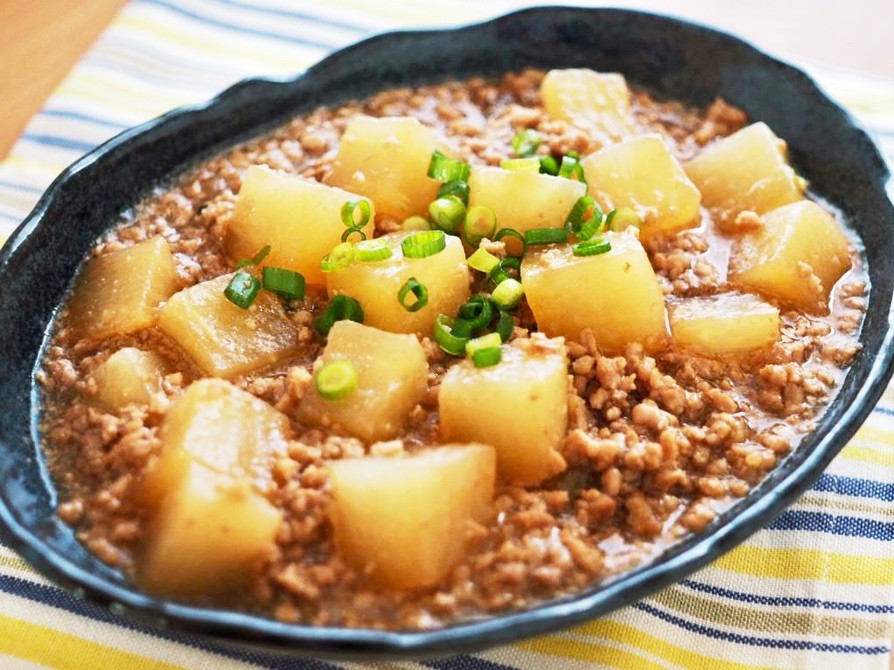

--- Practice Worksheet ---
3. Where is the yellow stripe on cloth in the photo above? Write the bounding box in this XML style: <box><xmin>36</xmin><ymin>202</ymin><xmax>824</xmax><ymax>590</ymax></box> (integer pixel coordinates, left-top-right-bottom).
<box><xmin>521</xmin><ymin>619</ymin><xmax>767</xmax><ymax>670</ymax></box>
<box><xmin>0</xmin><ymin>614</ymin><xmax>183</xmax><ymax>670</ymax></box>
<box><xmin>713</xmin><ymin>545</ymin><xmax>894</xmax><ymax>585</ymax></box>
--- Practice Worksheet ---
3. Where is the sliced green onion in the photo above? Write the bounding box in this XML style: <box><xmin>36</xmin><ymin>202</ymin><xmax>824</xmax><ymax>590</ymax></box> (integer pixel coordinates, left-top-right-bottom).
<box><xmin>262</xmin><ymin>267</ymin><xmax>305</xmax><ymax>300</ymax></box>
<box><xmin>320</xmin><ymin>241</ymin><xmax>356</xmax><ymax>272</ymax></box>
<box><xmin>438</xmin><ymin>179</ymin><xmax>470</xmax><ymax>206</ymax></box>
<box><xmin>355</xmin><ymin>239</ymin><xmax>393</xmax><ymax>262</ymax></box>
<box><xmin>572</xmin><ymin>237</ymin><xmax>612</xmax><ymax>257</ymax></box>
<box><xmin>466</xmin><ymin>332</ymin><xmax>502</xmax><ymax>357</ymax></box>
<box><xmin>401</xmin><ymin>215</ymin><xmax>432</xmax><ymax>232</ymax></box>
<box><xmin>539</xmin><ymin>155</ymin><xmax>559</xmax><ymax>176</ymax></box>
<box><xmin>433</xmin><ymin>314</ymin><xmax>470</xmax><ymax>356</ymax></box>
<box><xmin>312</xmin><ymin>294</ymin><xmax>364</xmax><ymax>336</ymax></box>
<box><xmin>579</xmin><ymin>213</ymin><xmax>606</xmax><ymax>241</ymax></box>
<box><xmin>472</xmin><ymin>346</ymin><xmax>502</xmax><ymax>368</ymax></box>
<box><xmin>427</xmin><ymin>150</ymin><xmax>471</xmax><ymax>183</ymax></box>
<box><xmin>398</xmin><ymin>277</ymin><xmax>429</xmax><ymax>312</ymax></box>
<box><xmin>488</xmin><ymin>257</ymin><xmax>520</xmax><ymax>288</ymax></box>
<box><xmin>558</xmin><ymin>155</ymin><xmax>587</xmax><ymax>184</ymax></box>
<box><xmin>467</xmin><ymin>247</ymin><xmax>501</xmax><ymax>274</ymax></box>
<box><xmin>462</xmin><ymin>205</ymin><xmax>497</xmax><ymax>247</ymax></box>
<box><xmin>450</xmin><ymin>318</ymin><xmax>474</xmax><ymax>339</ymax></box>
<box><xmin>494</xmin><ymin>227</ymin><xmax>526</xmax><ymax>257</ymax></box>
<box><xmin>315</xmin><ymin>360</ymin><xmax>359</xmax><ymax>400</ymax></box>
<box><xmin>565</xmin><ymin>195</ymin><xmax>601</xmax><ymax>233</ymax></box>
<box><xmin>491</xmin><ymin>277</ymin><xmax>524</xmax><ymax>310</ymax></box>
<box><xmin>457</xmin><ymin>295</ymin><xmax>493</xmax><ymax>331</ymax></box>
<box><xmin>224</xmin><ymin>270</ymin><xmax>261</xmax><ymax>309</ymax></box>
<box><xmin>524</xmin><ymin>227</ymin><xmax>568</xmax><ymax>245</ymax></box>
<box><xmin>340</xmin><ymin>227</ymin><xmax>367</xmax><ymax>243</ymax></box>
<box><xmin>495</xmin><ymin>310</ymin><xmax>514</xmax><ymax>342</ymax></box>
<box><xmin>606</xmin><ymin>207</ymin><xmax>642</xmax><ymax>232</ymax></box>
<box><xmin>566</xmin><ymin>150</ymin><xmax>581</xmax><ymax>160</ymax></box>
<box><xmin>234</xmin><ymin>244</ymin><xmax>271</xmax><ymax>270</ymax></box>
<box><xmin>429</xmin><ymin>196</ymin><xmax>466</xmax><ymax>233</ymax></box>
<box><xmin>500</xmin><ymin>157</ymin><xmax>541</xmax><ymax>172</ymax></box>
<box><xmin>402</xmin><ymin>230</ymin><xmax>447</xmax><ymax>258</ymax></box>
<box><xmin>512</xmin><ymin>129</ymin><xmax>542</xmax><ymax>157</ymax></box>
<box><xmin>340</xmin><ymin>199</ymin><xmax>371</xmax><ymax>228</ymax></box>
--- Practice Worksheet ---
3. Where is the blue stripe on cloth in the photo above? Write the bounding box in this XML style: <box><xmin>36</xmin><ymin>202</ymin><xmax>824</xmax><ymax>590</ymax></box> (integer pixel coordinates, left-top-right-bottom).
<box><xmin>425</xmin><ymin>656</ymin><xmax>518</xmax><ymax>670</ymax></box>
<box><xmin>811</xmin><ymin>473</ymin><xmax>894</xmax><ymax>502</ymax></box>
<box><xmin>140</xmin><ymin>0</ymin><xmax>341</xmax><ymax>50</ymax></box>
<box><xmin>766</xmin><ymin>510</ymin><xmax>894</xmax><ymax>540</ymax></box>
<box><xmin>0</xmin><ymin>573</ymin><xmax>342</xmax><ymax>669</ymax></box>
<box><xmin>633</xmin><ymin>601</ymin><xmax>890</xmax><ymax>654</ymax></box>
<box><xmin>680</xmin><ymin>579</ymin><xmax>894</xmax><ymax>614</ymax></box>
<box><xmin>200</xmin><ymin>0</ymin><xmax>369</xmax><ymax>33</ymax></box>
<box><xmin>21</xmin><ymin>134</ymin><xmax>98</xmax><ymax>154</ymax></box>
<box><xmin>874</xmin><ymin>406</ymin><xmax>894</xmax><ymax>417</ymax></box>
<box><xmin>40</xmin><ymin>109</ymin><xmax>129</xmax><ymax>130</ymax></box>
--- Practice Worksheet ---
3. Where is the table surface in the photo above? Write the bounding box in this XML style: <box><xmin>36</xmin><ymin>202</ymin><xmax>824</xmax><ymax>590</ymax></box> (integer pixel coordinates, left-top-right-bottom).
<box><xmin>1</xmin><ymin>0</ymin><xmax>892</xmax><ymax>161</ymax></box>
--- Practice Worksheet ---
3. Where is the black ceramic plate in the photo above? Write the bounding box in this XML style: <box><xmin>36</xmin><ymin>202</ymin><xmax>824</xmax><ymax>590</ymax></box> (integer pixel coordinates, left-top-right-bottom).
<box><xmin>0</xmin><ymin>6</ymin><xmax>892</xmax><ymax>660</ymax></box>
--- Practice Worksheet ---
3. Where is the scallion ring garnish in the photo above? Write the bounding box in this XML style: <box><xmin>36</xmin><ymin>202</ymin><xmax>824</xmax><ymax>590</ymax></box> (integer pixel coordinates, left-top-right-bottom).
<box><xmin>224</xmin><ymin>270</ymin><xmax>261</xmax><ymax>309</ymax></box>
<box><xmin>488</xmin><ymin>256</ymin><xmax>521</xmax><ymax>288</ymax></box>
<box><xmin>340</xmin><ymin>227</ymin><xmax>367</xmax><ymax>243</ymax></box>
<box><xmin>428</xmin><ymin>195</ymin><xmax>466</xmax><ymax>233</ymax></box>
<box><xmin>312</xmin><ymin>294</ymin><xmax>364</xmax><ymax>336</ymax></box>
<box><xmin>320</xmin><ymin>241</ymin><xmax>356</xmax><ymax>272</ymax></box>
<box><xmin>495</xmin><ymin>310</ymin><xmax>514</xmax><ymax>342</ymax></box>
<box><xmin>511</xmin><ymin>129</ymin><xmax>542</xmax><ymax>157</ymax></box>
<box><xmin>494</xmin><ymin>227</ymin><xmax>526</xmax><ymax>257</ymax></box>
<box><xmin>355</xmin><ymin>239</ymin><xmax>393</xmax><ymax>262</ymax></box>
<box><xmin>401</xmin><ymin>215</ymin><xmax>432</xmax><ymax>232</ymax></box>
<box><xmin>261</xmin><ymin>267</ymin><xmax>305</xmax><ymax>300</ymax></box>
<box><xmin>315</xmin><ymin>360</ymin><xmax>359</xmax><ymax>401</ymax></box>
<box><xmin>524</xmin><ymin>227</ymin><xmax>569</xmax><ymax>245</ymax></box>
<box><xmin>572</xmin><ymin>237</ymin><xmax>612</xmax><ymax>257</ymax></box>
<box><xmin>340</xmin><ymin>199</ymin><xmax>371</xmax><ymax>228</ymax></box>
<box><xmin>472</xmin><ymin>346</ymin><xmax>502</xmax><ymax>368</ymax></box>
<box><xmin>402</xmin><ymin>230</ymin><xmax>447</xmax><ymax>258</ymax></box>
<box><xmin>565</xmin><ymin>196</ymin><xmax>602</xmax><ymax>235</ymax></box>
<box><xmin>462</xmin><ymin>205</ymin><xmax>497</xmax><ymax>247</ymax></box>
<box><xmin>234</xmin><ymin>244</ymin><xmax>272</xmax><ymax>270</ymax></box>
<box><xmin>606</xmin><ymin>207</ymin><xmax>642</xmax><ymax>232</ymax></box>
<box><xmin>465</xmin><ymin>332</ymin><xmax>502</xmax><ymax>357</ymax></box>
<box><xmin>491</xmin><ymin>277</ymin><xmax>524</xmax><ymax>310</ymax></box>
<box><xmin>397</xmin><ymin>277</ymin><xmax>429</xmax><ymax>313</ymax></box>
<box><xmin>433</xmin><ymin>314</ymin><xmax>470</xmax><ymax>356</ymax></box>
<box><xmin>427</xmin><ymin>150</ymin><xmax>471</xmax><ymax>183</ymax></box>
<box><xmin>457</xmin><ymin>294</ymin><xmax>493</xmax><ymax>331</ymax></box>
<box><xmin>467</xmin><ymin>247</ymin><xmax>501</xmax><ymax>274</ymax></box>
<box><xmin>558</xmin><ymin>155</ymin><xmax>587</xmax><ymax>184</ymax></box>
<box><xmin>437</xmin><ymin>179</ymin><xmax>470</xmax><ymax>206</ymax></box>
<box><xmin>500</xmin><ymin>157</ymin><xmax>541</xmax><ymax>172</ymax></box>
<box><xmin>539</xmin><ymin>155</ymin><xmax>559</xmax><ymax>176</ymax></box>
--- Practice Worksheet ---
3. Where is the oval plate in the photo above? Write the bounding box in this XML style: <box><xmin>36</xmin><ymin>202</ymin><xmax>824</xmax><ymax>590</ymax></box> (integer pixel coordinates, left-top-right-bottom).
<box><xmin>0</xmin><ymin>6</ymin><xmax>893</xmax><ymax>660</ymax></box>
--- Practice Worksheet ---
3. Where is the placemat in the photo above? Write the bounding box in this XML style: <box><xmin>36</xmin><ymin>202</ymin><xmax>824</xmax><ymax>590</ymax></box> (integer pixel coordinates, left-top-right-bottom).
<box><xmin>0</xmin><ymin>2</ymin><xmax>892</xmax><ymax>668</ymax></box>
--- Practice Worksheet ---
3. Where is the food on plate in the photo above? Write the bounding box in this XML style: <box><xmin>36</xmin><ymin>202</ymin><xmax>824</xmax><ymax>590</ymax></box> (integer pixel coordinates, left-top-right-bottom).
<box><xmin>40</xmin><ymin>68</ymin><xmax>865</xmax><ymax>630</ymax></box>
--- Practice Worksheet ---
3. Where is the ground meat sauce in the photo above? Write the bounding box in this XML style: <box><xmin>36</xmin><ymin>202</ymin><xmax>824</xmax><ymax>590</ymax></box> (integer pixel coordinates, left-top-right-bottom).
<box><xmin>39</xmin><ymin>70</ymin><xmax>867</xmax><ymax>630</ymax></box>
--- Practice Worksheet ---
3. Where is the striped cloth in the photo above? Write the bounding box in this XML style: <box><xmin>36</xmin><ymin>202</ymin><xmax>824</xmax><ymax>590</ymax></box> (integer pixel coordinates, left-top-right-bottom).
<box><xmin>1</xmin><ymin>2</ymin><xmax>892</xmax><ymax>668</ymax></box>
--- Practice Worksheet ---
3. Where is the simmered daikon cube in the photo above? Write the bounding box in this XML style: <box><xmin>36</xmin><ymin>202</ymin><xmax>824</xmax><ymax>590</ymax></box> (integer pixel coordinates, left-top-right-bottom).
<box><xmin>521</xmin><ymin>232</ymin><xmax>668</xmax><ymax>352</ymax></box>
<box><xmin>669</xmin><ymin>293</ymin><xmax>780</xmax><ymax>355</ymax></box>
<box><xmin>227</xmin><ymin>166</ymin><xmax>373</xmax><ymax>287</ymax></box>
<box><xmin>581</xmin><ymin>134</ymin><xmax>701</xmax><ymax>237</ymax></box>
<box><xmin>329</xmin><ymin>444</ymin><xmax>496</xmax><ymax>589</ymax></box>
<box><xmin>136</xmin><ymin>378</ymin><xmax>290</xmax><ymax>507</ymax></box>
<box><xmin>730</xmin><ymin>201</ymin><xmax>851</xmax><ymax>313</ymax></box>
<box><xmin>684</xmin><ymin>122</ymin><xmax>804</xmax><ymax>229</ymax></box>
<box><xmin>297</xmin><ymin>321</ymin><xmax>428</xmax><ymax>442</ymax></box>
<box><xmin>440</xmin><ymin>344</ymin><xmax>568</xmax><ymax>484</ymax></box>
<box><xmin>67</xmin><ymin>236</ymin><xmax>179</xmax><ymax>341</ymax></box>
<box><xmin>326</xmin><ymin>232</ymin><xmax>469</xmax><ymax>336</ymax></box>
<box><xmin>138</xmin><ymin>461</ymin><xmax>281</xmax><ymax>597</ymax></box>
<box><xmin>90</xmin><ymin>348</ymin><xmax>167</xmax><ymax>410</ymax></box>
<box><xmin>325</xmin><ymin>116</ymin><xmax>446</xmax><ymax>220</ymax></box>
<box><xmin>158</xmin><ymin>274</ymin><xmax>300</xmax><ymax>378</ymax></box>
<box><xmin>468</xmin><ymin>166</ymin><xmax>586</xmax><ymax>236</ymax></box>
<box><xmin>540</xmin><ymin>69</ymin><xmax>636</xmax><ymax>145</ymax></box>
